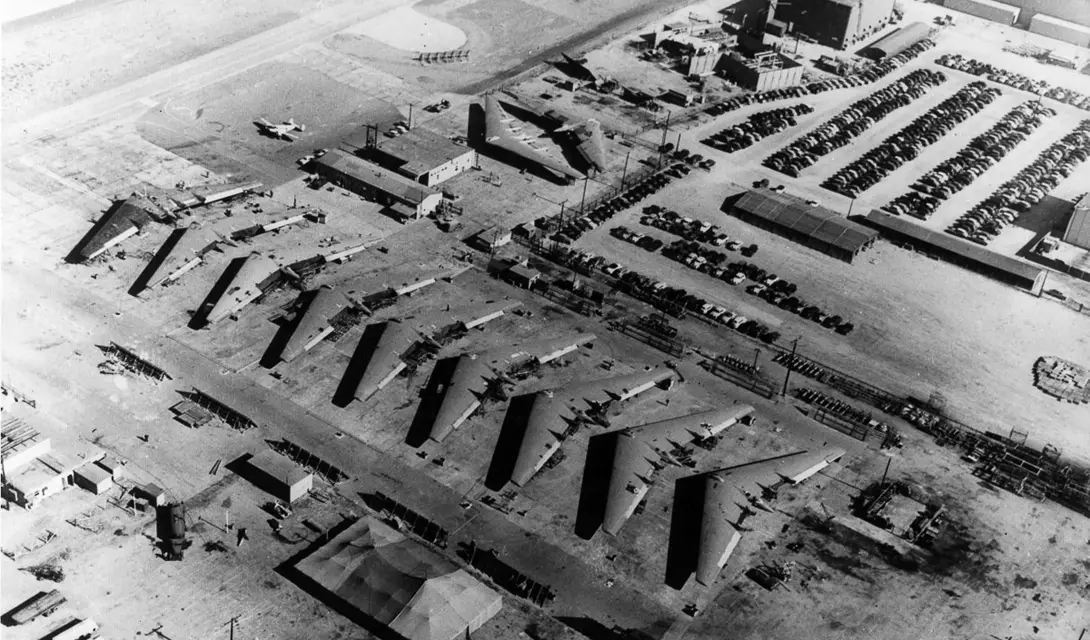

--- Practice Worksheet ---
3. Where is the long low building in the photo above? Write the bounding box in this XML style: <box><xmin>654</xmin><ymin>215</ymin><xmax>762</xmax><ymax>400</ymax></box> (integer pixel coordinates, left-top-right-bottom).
<box><xmin>861</xmin><ymin>21</ymin><xmax>932</xmax><ymax>60</ymax></box>
<box><xmin>865</xmin><ymin>210</ymin><xmax>1047</xmax><ymax>292</ymax></box>
<box><xmin>943</xmin><ymin>0</ymin><xmax>1020</xmax><ymax>25</ymax></box>
<box><xmin>727</xmin><ymin>190</ymin><xmax>879</xmax><ymax>263</ymax></box>
<box><xmin>312</xmin><ymin>149</ymin><xmax>443</xmax><ymax>220</ymax></box>
<box><xmin>1029</xmin><ymin>12</ymin><xmax>1090</xmax><ymax>47</ymax></box>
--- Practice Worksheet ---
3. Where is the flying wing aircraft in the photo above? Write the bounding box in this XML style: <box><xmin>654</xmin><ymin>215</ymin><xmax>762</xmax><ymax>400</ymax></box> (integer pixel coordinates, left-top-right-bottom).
<box><xmin>334</xmin><ymin>320</ymin><xmax>418</xmax><ymax>405</ymax></box>
<box><xmin>281</xmin><ymin>286</ymin><xmax>353</xmax><ymax>363</ymax></box>
<box><xmin>499</xmin><ymin>92</ymin><xmax>609</xmax><ymax>174</ymax></box>
<box><xmin>594</xmin><ymin>405</ymin><xmax>755</xmax><ymax>537</ymax></box>
<box><xmin>257</xmin><ymin>118</ymin><xmax>306</xmax><ymax>141</ymax></box>
<box><xmin>483</xmin><ymin>94</ymin><xmax>584</xmax><ymax>181</ymax></box>
<box><xmin>201</xmin><ymin>252</ymin><xmax>282</xmax><ymax>325</ymax></box>
<box><xmin>411</xmin><ymin>333</ymin><xmax>598</xmax><ymax>445</ymax></box>
<box><xmin>495</xmin><ymin>368</ymin><xmax>676</xmax><ymax>489</ymax></box>
<box><xmin>142</xmin><ymin>225</ymin><xmax>231</xmax><ymax>290</ymax></box>
<box><xmin>670</xmin><ymin>448</ymin><xmax>846</xmax><ymax>588</ymax></box>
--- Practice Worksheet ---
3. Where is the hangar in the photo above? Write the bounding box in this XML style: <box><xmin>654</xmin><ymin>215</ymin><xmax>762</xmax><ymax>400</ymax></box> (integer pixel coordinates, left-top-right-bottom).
<box><xmin>312</xmin><ymin>149</ymin><xmax>443</xmax><ymax>220</ymax></box>
<box><xmin>866</xmin><ymin>210</ymin><xmax>1047</xmax><ymax>292</ymax></box>
<box><xmin>862</xmin><ymin>22</ymin><xmax>932</xmax><ymax>60</ymax></box>
<box><xmin>767</xmin><ymin>0</ymin><xmax>896</xmax><ymax>50</ymax></box>
<box><xmin>1063</xmin><ymin>194</ymin><xmax>1090</xmax><ymax>251</ymax></box>
<box><xmin>728</xmin><ymin>190</ymin><xmax>879</xmax><ymax>263</ymax></box>
<box><xmin>357</xmin><ymin>128</ymin><xmax>478</xmax><ymax>187</ymax></box>
<box><xmin>292</xmin><ymin>516</ymin><xmax>502</xmax><ymax>640</ymax></box>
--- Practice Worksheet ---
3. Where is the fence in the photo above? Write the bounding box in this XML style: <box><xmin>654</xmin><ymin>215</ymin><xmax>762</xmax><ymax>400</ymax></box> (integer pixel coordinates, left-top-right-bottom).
<box><xmin>615</xmin><ymin>321</ymin><xmax>685</xmax><ymax>357</ymax></box>
<box><xmin>700</xmin><ymin>357</ymin><xmax>776</xmax><ymax>399</ymax></box>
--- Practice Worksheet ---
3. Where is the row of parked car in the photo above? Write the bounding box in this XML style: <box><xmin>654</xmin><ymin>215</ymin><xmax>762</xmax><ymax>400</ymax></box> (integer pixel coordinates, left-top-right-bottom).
<box><xmin>642</xmin><ymin>231</ymin><xmax>855</xmax><ymax>336</ymax></box>
<box><xmin>795</xmin><ymin>388</ymin><xmax>887</xmax><ymax>430</ymax></box>
<box><xmin>912</xmin><ymin>100</ymin><xmax>1054</xmax><ymax>201</ymax></box>
<box><xmin>937</xmin><ymin>54</ymin><xmax>1090</xmax><ymax>112</ymax></box>
<box><xmin>764</xmin><ymin>69</ymin><xmax>946</xmax><ymax>177</ymax></box>
<box><xmin>883</xmin><ymin>191</ymin><xmax>942</xmax><ymax>220</ymax></box>
<box><xmin>552</xmin><ymin>243</ymin><xmax>782</xmax><ymax>344</ymax></box>
<box><xmin>637</xmin><ymin>205</ymin><xmax>751</xmax><ymax>254</ymax></box>
<box><xmin>702</xmin><ymin>104</ymin><xmax>814</xmax><ymax>153</ymax></box>
<box><xmin>744</xmin><ymin>278</ymin><xmax>855</xmax><ymax>334</ymax></box>
<box><xmin>945</xmin><ymin>119</ymin><xmax>1090</xmax><ymax>245</ymax></box>
<box><xmin>822</xmin><ymin>81</ymin><xmax>1000</xmax><ymax>198</ymax></box>
<box><xmin>538</xmin><ymin>163</ymin><xmax>689</xmax><ymax>244</ymax></box>
<box><xmin>670</xmin><ymin>148</ymin><xmax>716</xmax><ymax>171</ymax></box>
<box><xmin>705</xmin><ymin>40</ymin><xmax>936</xmax><ymax>118</ymax></box>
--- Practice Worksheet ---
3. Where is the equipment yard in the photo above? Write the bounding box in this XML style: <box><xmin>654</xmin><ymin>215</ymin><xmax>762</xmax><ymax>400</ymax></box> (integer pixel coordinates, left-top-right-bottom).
<box><xmin>3</xmin><ymin>0</ymin><xmax>1090</xmax><ymax>640</ymax></box>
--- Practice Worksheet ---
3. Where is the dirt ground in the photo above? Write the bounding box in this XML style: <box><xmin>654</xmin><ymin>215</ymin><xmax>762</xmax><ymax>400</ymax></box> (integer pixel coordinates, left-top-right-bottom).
<box><xmin>5</xmin><ymin>0</ymin><xmax>1090</xmax><ymax>639</ymax></box>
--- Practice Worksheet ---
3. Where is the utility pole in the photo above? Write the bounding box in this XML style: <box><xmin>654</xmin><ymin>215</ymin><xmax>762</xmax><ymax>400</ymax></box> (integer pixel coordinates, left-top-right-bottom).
<box><xmin>579</xmin><ymin>175</ymin><xmax>590</xmax><ymax>215</ymax></box>
<box><xmin>657</xmin><ymin>111</ymin><xmax>672</xmax><ymax>170</ymax></box>
<box><xmin>879</xmin><ymin>458</ymin><xmax>891</xmax><ymax>487</ymax></box>
<box><xmin>780</xmin><ymin>337</ymin><xmax>800</xmax><ymax>397</ymax></box>
<box><xmin>752</xmin><ymin>347</ymin><xmax>760</xmax><ymax>371</ymax></box>
<box><xmin>620</xmin><ymin>151</ymin><xmax>631</xmax><ymax>191</ymax></box>
<box><xmin>847</xmin><ymin>196</ymin><xmax>856</xmax><ymax>217</ymax></box>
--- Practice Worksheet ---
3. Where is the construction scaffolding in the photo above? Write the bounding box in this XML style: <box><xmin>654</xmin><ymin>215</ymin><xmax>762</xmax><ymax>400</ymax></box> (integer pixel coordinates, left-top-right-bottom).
<box><xmin>186</xmin><ymin>389</ymin><xmax>257</xmax><ymax>431</ymax></box>
<box><xmin>104</xmin><ymin>343</ymin><xmax>172</xmax><ymax>381</ymax></box>
<box><xmin>459</xmin><ymin>541</ymin><xmax>556</xmax><ymax>606</ymax></box>
<box><xmin>268</xmin><ymin>439</ymin><xmax>350</xmax><ymax>486</ymax></box>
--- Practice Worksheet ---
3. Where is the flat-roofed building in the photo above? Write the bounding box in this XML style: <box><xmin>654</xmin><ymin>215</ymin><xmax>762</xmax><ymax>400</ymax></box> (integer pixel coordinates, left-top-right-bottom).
<box><xmin>313</xmin><ymin>149</ymin><xmax>443</xmax><ymax>221</ymax></box>
<box><xmin>244</xmin><ymin>449</ymin><xmax>314</xmax><ymax>503</ymax></box>
<box><xmin>360</xmin><ymin>129</ymin><xmax>477</xmax><ymax>187</ymax></box>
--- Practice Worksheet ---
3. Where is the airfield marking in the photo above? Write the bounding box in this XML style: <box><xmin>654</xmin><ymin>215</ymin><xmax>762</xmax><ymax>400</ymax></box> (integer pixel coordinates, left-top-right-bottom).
<box><xmin>18</xmin><ymin>157</ymin><xmax>112</xmax><ymax>206</ymax></box>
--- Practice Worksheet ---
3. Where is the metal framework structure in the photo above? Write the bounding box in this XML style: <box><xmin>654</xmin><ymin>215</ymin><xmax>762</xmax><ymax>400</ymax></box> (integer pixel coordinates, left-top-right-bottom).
<box><xmin>371</xmin><ymin>491</ymin><xmax>449</xmax><ymax>548</ymax></box>
<box><xmin>268</xmin><ymin>439</ymin><xmax>350</xmax><ymax>485</ymax></box>
<box><xmin>106</xmin><ymin>343</ymin><xmax>172</xmax><ymax>382</ymax></box>
<box><xmin>187</xmin><ymin>389</ymin><xmax>257</xmax><ymax>431</ymax></box>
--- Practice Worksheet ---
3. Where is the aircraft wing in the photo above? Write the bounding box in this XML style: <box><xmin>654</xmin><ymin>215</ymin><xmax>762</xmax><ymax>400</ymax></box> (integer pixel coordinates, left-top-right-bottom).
<box><xmin>146</xmin><ymin>226</ymin><xmax>227</xmax><ymax>287</ymax></box>
<box><xmin>693</xmin><ymin>448</ymin><xmax>846</xmax><ymax>586</ymax></box>
<box><xmin>484</xmin><ymin>94</ymin><xmax>584</xmax><ymax>181</ymax></box>
<box><xmin>205</xmin><ymin>252</ymin><xmax>280</xmax><ymax>324</ymax></box>
<box><xmin>428</xmin><ymin>354</ymin><xmax>493</xmax><ymax>442</ymax></box>
<box><xmin>480</xmin><ymin>333</ymin><xmax>597</xmax><ymax>367</ymax></box>
<box><xmin>282</xmin><ymin>287</ymin><xmax>351</xmax><ymax>363</ymax></box>
<box><xmin>350</xmin><ymin>320</ymin><xmax>417</xmax><ymax>402</ymax></box>
<box><xmin>573</xmin><ymin>119</ymin><xmax>608</xmax><ymax>174</ymax></box>
<box><xmin>600</xmin><ymin>406</ymin><xmax>756</xmax><ymax>536</ymax></box>
<box><xmin>509</xmin><ymin>368</ymin><xmax>675</xmax><ymax>486</ymax></box>
<box><xmin>76</xmin><ymin>199</ymin><xmax>156</xmax><ymax>262</ymax></box>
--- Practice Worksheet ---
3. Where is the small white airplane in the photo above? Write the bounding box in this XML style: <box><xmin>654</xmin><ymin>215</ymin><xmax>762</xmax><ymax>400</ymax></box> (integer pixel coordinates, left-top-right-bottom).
<box><xmin>257</xmin><ymin>118</ymin><xmax>305</xmax><ymax>141</ymax></box>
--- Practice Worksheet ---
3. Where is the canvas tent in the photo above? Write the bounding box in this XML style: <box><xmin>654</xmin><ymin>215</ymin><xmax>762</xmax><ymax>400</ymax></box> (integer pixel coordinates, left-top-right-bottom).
<box><xmin>295</xmin><ymin>517</ymin><xmax>502</xmax><ymax>640</ymax></box>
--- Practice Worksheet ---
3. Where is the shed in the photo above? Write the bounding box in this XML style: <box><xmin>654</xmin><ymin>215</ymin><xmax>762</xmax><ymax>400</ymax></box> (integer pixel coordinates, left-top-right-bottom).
<box><xmin>74</xmin><ymin>464</ymin><xmax>113</xmax><ymax>495</ymax></box>
<box><xmin>505</xmin><ymin>264</ymin><xmax>541</xmax><ymax>289</ymax></box>
<box><xmin>245</xmin><ymin>449</ymin><xmax>314</xmax><ymax>503</ymax></box>
<box><xmin>139</xmin><ymin>483</ymin><xmax>168</xmax><ymax>507</ymax></box>
<box><xmin>95</xmin><ymin>456</ymin><xmax>125</xmax><ymax>480</ymax></box>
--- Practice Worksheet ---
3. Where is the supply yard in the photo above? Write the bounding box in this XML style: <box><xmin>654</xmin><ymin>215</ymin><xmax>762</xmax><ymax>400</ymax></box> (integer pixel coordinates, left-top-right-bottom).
<box><xmin>3</xmin><ymin>1</ymin><xmax>1090</xmax><ymax>640</ymax></box>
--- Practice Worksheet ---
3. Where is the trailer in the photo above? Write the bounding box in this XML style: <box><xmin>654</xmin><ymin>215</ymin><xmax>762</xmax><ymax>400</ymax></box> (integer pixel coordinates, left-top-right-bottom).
<box><xmin>10</xmin><ymin>590</ymin><xmax>66</xmax><ymax>625</ymax></box>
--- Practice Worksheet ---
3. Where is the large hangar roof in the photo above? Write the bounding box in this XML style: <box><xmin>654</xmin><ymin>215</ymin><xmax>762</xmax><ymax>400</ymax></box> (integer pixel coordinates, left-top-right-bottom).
<box><xmin>864</xmin><ymin>22</ymin><xmax>932</xmax><ymax>58</ymax></box>
<box><xmin>735</xmin><ymin>190</ymin><xmax>878</xmax><ymax>254</ymax></box>
<box><xmin>1063</xmin><ymin>194</ymin><xmax>1090</xmax><ymax>249</ymax></box>
<box><xmin>295</xmin><ymin>517</ymin><xmax>502</xmax><ymax>640</ymax></box>
<box><xmin>866</xmin><ymin>210</ymin><xmax>1045</xmax><ymax>283</ymax></box>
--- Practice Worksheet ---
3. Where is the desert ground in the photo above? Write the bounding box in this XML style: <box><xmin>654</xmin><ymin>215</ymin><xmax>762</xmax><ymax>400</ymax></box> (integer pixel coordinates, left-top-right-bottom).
<box><xmin>3</xmin><ymin>0</ymin><xmax>1090</xmax><ymax>639</ymax></box>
